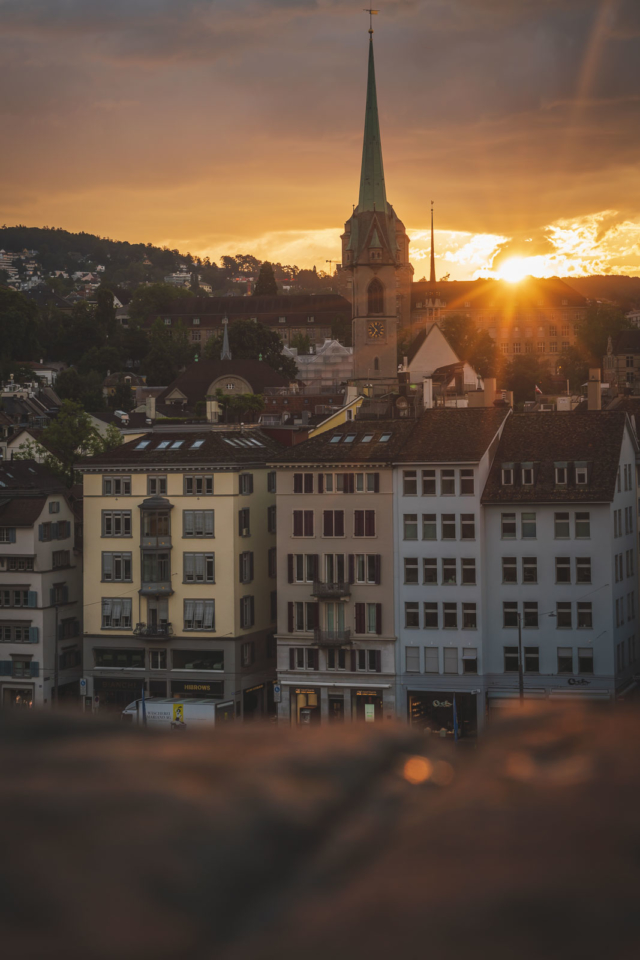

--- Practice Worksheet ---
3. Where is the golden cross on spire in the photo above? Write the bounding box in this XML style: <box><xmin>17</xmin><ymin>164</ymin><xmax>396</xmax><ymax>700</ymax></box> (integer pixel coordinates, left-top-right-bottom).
<box><xmin>363</xmin><ymin>8</ymin><xmax>378</xmax><ymax>36</ymax></box>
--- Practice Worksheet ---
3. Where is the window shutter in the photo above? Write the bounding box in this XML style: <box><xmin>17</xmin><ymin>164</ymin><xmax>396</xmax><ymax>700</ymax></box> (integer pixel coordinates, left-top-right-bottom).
<box><xmin>184</xmin><ymin>599</ymin><xmax>194</xmax><ymax>623</ymax></box>
<box><xmin>194</xmin><ymin>600</ymin><xmax>204</xmax><ymax>624</ymax></box>
<box><xmin>365</xmin><ymin>511</ymin><xmax>376</xmax><ymax>537</ymax></box>
<box><xmin>184</xmin><ymin>511</ymin><xmax>195</xmax><ymax>536</ymax></box>
<box><xmin>239</xmin><ymin>554</ymin><xmax>244</xmax><ymax>582</ymax></box>
<box><xmin>30</xmin><ymin>661</ymin><xmax>40</xmax><ymax>678</ymax></box>
<box><xmin>38</xmin><ymin>524</ymin><xmax>44</xmax><ymax>541</ymax></box>
<box><xmin>303</xmin><ymin>511</ymin><xmax>314</xmax><ymax>537</ymax></box>
<box><xmin>293</xmin><ymin>474</ymin><xmax>303</xmax><ymax>493</ymax></box>
<box><xmin>375</xmin><ymin>603</ymin><xmax>382</xmax><ymax>635</ymax></box>
<box><xmin>309</xmin><ymin>648</ymin><xmax>319</xmax><ymax>670</ymax></box>
<box><xmin>249</xmin><ymin>553</ymin><xmax>254</xmax><ymax>581</ymax></box>
<box><xmin>289</xmin><ymin>647</ymin><xmax>295</xmax><ymax>670</ymax></box>
<box><xmin>310</xmin><ymin>554</ymin><xmax>319</xmax><ymax>580</ymax></box>
<box><xmin>354</xmin><ymin>511</ymin><xmax>364</xmax><ymax>537</ymax></box>
<box><xmin>102</xmin><ymin>599</ymin><xmax>112</xmax><ymax>622</ymax></box>
<box><xmin>374</xmin><ymin>555</ymin><xmax>381</xmax><ymax>584</ymax></box>
<box><xmin>323</xmin><ymin>511</ymin><xmax>333</xmax><ymax>537</ymax></box>
<box><xmin>27</xmin><ymin>591</ymin><xmax>37</xmax><ymax>608</ymax></box>
<box><xmin>9</xmin><ymin>528</ymin><xmax>16</xmax><ymax>543</ymax></box>
<box><xmin>348</xmin><ymin>554</ymin><xmax>355</xmax><ymax>584</ymax></box>
<box><xmin>205</xmin><ymin>511</ymin><xmax>215</xmax><ymax>536</ymax></box>
<box><xmin>318</xmin><ymin>473</ymin><xmax>324</xmax><ymax>493</ymax></box>
<box><xmin>112</xmin><ymin>599</ymin><xmax>122</xmax><ymax>622</ymax></box>
<box><xmin>123</xmin><ymin>600</ymin><xmax>132</xmax><ymax>623</ymax></box>
<box><xmin>28</xmin><ymin>626</ymin><xmax>39</xmax><ymax>643</ymax></box>
<box><xmin>287</xmin><ymin>554</ymin><xmax>294</xmax><ymax>584</ymax></box>
<box><xmin>310</xmin><ymin>603</ymin><xmax>319</xmax><ymax>629</ymax></box>
<box><xmin>348</xmin><ymin>473</ymin><xmax>355</xmax><ymax>494</ymax></box>
<box><xmin>374</xmin><ymin>650</ymin><xmax>382</xmax><ymax>673</ymax></box>
<box><xmin>50</xmin><ymin>588</ymin><xmax>55</xmax><ymax>606</ymax></box>
<box><xmin>293</xmin><ymin>511</ymin><xmax>303</xmax><ymax>537</ymax></box>
<box><xmin>350</xmin><ymin>650</ymin><xmax>357</xmax><ymax>672</ymax></box>
<box><xmin>355</xmin><ymin>603</ymin><xmax>365</xmax><ymax>634</ymax></box>
<box><xmin>0</xmin><ymin>661</ymin><xmax>12</xmax><ymax>676</ymax></box>
<box><xmin>335</xmin><ymin>511</ymin><xmax>344</xmax><ymax>537</ymax></box>
<box><xmin>204</xmin><ymin>601</ymin><xmax>214</xmax><ymax>630</ymax></box>
<box><xmin>248</xmin><ymin>475</ymin><xmax>254</xmax><ymax>494</ymax></box>
<box><xmin>373</xmin><ymin>473</ymin><xmax>380</xmax><ymax>493</ymax></box>
<box><xmin>288</xmin><ymin>602</ymin><xmax>294</xmax><ymax>633</ymax></box>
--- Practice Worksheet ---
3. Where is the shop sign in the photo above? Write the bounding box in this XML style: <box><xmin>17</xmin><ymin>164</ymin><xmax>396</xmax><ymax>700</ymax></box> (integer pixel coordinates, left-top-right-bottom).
<box><xmin>356</xmin><ymin>690</ymin><xmax>379</xmax><ymax>697</ymax></box>
<box><xmin>295</xmin><ymin>688</ymin><xmax>318</xmax><ymax>694</ymax></box>
<box><xmin>432</xmin><ymin>699</ymin><xmax>453</xmax><ymax>708</ymax></box>
<box><xmin>94</xmin><ymin>678</ymin><xmax>141</xmax><ymax>693</ymax></box>
<box><xmin>364</xmin><ymin>704</ymin><xmax>375</xmax><ymax>723</ymax></box>
<box><xmin>171</xmin><ymin>680</ymin><xmax>223</xmax><ymax>696</ymax></box>
<box><xmin>244</xmin><ymin>684</ymin><xmax>264</xmax><ymax>694</ymax></box>
<box><xmin>568</xmin><ymin>678</ymin><xmax>590</xmax><ymax>686</ymax></box>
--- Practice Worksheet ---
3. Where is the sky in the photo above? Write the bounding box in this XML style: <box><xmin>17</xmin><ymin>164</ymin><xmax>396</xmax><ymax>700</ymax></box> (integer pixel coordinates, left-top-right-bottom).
<box><xmin>1</xmin><ymin>0</ymin><xmax>640</xmax><ymax>280</ymax></box>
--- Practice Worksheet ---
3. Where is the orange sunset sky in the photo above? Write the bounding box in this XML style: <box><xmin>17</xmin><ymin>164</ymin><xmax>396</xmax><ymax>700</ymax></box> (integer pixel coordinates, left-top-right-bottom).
<box><xmin>1</xmin><ymin>0</ymin><xmax>639</xmax><ymax>280</ymax></box>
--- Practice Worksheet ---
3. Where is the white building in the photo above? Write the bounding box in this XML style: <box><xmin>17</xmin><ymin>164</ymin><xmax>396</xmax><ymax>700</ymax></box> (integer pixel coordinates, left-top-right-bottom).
<box><xmin>0</xmin><ymin>462</ymin><xmax>82</xmax><ymax>708</ymax></box>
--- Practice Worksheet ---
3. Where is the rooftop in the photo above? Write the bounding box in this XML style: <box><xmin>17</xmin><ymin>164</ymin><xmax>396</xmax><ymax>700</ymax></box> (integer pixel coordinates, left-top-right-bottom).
<box><xmin>77</xmin><ymin>429</ymin><xmax>284</xmax><ymax>470</ymax></box>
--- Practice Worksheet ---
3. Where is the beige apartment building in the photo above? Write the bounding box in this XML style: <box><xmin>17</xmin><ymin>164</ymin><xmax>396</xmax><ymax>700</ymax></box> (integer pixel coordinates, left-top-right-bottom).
<box><xmin>77</xmin><ymin>429</ymin><xmax>281</xmax><ymax>718</ymax></box>
<box><xmin>270</xmin><ymin>420</ymin><xmax>416</xmax><ymax>724</ymax></box>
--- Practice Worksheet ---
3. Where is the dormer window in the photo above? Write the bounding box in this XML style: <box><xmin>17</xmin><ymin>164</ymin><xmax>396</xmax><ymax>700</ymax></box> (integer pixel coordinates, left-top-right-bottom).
<box><xmin>164</xmin><ymin>318</ymin><xmax>171</xmax><ymax>326</ymax></box>
<box><xmin>575</xmin><ymin>462</ymin><xmax>588</xmax><ymax>485</ymax></box>
<box><xmin>521</xmin><ymin>463</ymin><xmax>534</xmax><ymax>486</ymax></box>
<box><xmin>501</xmin><ymin>463</ymin><xmax>514</xmax><ymax>485</ymax></box>
<box><xmin>278</xmin><ymin>316</ymin><xmax>286</xmax><ymax>323</ymax></box>
<box><xmin>193</xmin><ymin>318</ymin><xmax>200</xmax><ymax>325</ymax></box>
<box><xmin>555</xmin><ymin>463</ymin><xmax>568</xmax><ymax>485</ymax></box>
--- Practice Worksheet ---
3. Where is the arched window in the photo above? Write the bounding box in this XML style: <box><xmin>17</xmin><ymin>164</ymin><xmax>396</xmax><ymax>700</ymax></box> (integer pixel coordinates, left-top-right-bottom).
<box><xmin>374</xmin><ymin>357</ymin><xmax>380</xmax><ymax>372</ymax></box>
<box><xmin>368</xmin><ymin>279</ymin><xmax>384</xmax><ymax>315</ymax></box>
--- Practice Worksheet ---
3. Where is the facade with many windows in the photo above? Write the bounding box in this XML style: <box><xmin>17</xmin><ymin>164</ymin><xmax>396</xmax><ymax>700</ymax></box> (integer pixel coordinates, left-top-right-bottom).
<box><xmin>78</xmin><ymin>429</ymin><xmax>281</xmax><ymax>718</ymax></box>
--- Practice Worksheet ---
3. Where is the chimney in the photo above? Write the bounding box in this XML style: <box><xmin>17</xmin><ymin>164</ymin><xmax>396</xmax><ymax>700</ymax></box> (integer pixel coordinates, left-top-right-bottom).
<box><xmin>145</xmin><ymin>396</ymin><xmax>156</xmax><ymax>420</ymax></box>
<box><xmin>423</xmin><ymin>377</ymin><xmax>433</xmax><ymax>410</ymax></box>
<box><xmin>588</xmin><ymin>368</ymin><xmax>602</xmax><ymax>411</ymax></box>
<box><xmin>484</xmin><ymin>377</ymin><xmax>496</xmax><ymax>408</ymax></box>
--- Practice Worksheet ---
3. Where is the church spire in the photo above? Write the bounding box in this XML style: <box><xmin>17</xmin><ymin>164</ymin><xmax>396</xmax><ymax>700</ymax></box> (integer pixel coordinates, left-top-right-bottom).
<box><xmin>430</xmin><ymin>201</ymin><xmax>436</xmax><ymax>283</ymax></box>
<box><xmin>358</xmin><ymin>34</ymin><xmax>387</xmax><ymax>214</ymax></box>
<box><xmin>220</xmin><ymin>316</ymin><xmax>232</xmax><ymax>360</ymax></box>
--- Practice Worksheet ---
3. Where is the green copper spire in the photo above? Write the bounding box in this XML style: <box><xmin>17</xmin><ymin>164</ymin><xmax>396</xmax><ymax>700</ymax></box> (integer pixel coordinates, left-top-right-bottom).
<box><xmin>358</xmin><ymin>39</ymin><xmax>387</xmax><ymax>214</ymax></box>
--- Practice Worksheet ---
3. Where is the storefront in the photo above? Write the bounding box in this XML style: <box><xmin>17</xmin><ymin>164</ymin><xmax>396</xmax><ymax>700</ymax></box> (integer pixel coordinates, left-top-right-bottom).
<box><xmin>242</xmin><ymin>683</ymin><xmax>265</xmax><ymax>720</ymax></box>
<box><xmin>408</xmin><ymin>691</ymin><xmax>478</xmax><ymax>739</ymax></box>
<box><xmin>94</xmin><ymin>677</ymin><xmax>145</xmax><ymax>711</ymax></box>
<box><xmin>2</xmin><ymin>685</ymin><xmax>34</xmax><ymax>708</ymax></box>
<box><xmin>291</xmin><ymin>687</ymin><xmax>321</xmax><ymax>725</ymax></box>
<box><xmin>171</xmin><ymin>679</ymin><xmax>224</xmax><ymax>699</ymax></box>
<box><xmin>353</xmin><ymin>689</ymin><xmax>383</xmax><ymax>722</ymax></box>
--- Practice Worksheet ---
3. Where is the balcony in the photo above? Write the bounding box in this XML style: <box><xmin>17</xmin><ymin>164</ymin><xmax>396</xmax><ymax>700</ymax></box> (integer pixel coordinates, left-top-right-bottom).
<box><xmin>133</xmin><ymin>622</ymin><xmax>173</xmax><ymax>639</ymax></box>
<box><xmin>313</xmin><ymin>628</ymin><xmax>351</xmax><ymax>647</ymax></box>
<box><xmin>141</xmin><ymin>535</ymin><xmax>172</xmax><ymax>548</ymax></box>
<box><xmin>139</xmin><ymin>581</ymin><xmax>174</xmax><ymax>596</ymax></box>
<box><xmin>311</xmin><ymin>580</ymin><xmax>351</xmax><ymax>600</ymax></box>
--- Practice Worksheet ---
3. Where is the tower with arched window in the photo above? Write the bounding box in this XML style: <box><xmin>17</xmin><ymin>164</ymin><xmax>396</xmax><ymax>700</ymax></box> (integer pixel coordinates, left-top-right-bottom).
<box><xmin>342</xmin><ymin>33</ymin><xmax>413</xmax><ymax>388</ymax></box>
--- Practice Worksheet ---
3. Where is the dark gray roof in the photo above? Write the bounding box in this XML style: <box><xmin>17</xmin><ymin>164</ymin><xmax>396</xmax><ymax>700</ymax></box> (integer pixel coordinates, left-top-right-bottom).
<box><xmin>0</xmin><ymin>461</ymin><xmax>64</xmax><ymax>491</ymax></box>
<box><xmin>269</xmin><ymin>421</ymin><xmax>416</xmax><ymax>465</ymax></box>
<box><xmin>0</xmin><ymin>497</ymin><xmax>47</xmax><ymax>527</ymax></box>
<box><xmin>77</xmin><ymin>430</ymin><xmax>284</xmax><ymax>471</ymax></box>
<box><xmin>482</xmin><ymin>412</ymin><xmax>629</xmax><ymax>504</ymax></box>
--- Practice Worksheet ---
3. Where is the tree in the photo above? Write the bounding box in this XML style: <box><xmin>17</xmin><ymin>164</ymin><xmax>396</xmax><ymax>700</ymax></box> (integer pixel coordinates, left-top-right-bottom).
<box><xmin>575</xmin><ymin>303</ymin><xmax>631</xmax><ymax>365</ymax></box>
<box><xmin>121</xmin><ymin>322</ymin><xmax>151</xmax><ymax>367</ymax></box>
<box><xmin>90</xmin><ymin>421</ymin><xmax>124</xmax><ymax>454</ymax></box>
<box><xmin>501</xmin><ymin>355</ymin><xmax>554</xmax><ymax>405</ymax></box>
<box><xmin>203</xmin><ymin>318</ymin><xmax>297</xmax><ymax>380</ymax></box>
<box><xmin>556</xmin><ymin>347</ymin><xmax>590</xmax><ymax>391</ymax></box>
<box><xmin>439</xmin><ymin>313</ymin><xmax>499</xmax><ymax>378</ymax></box>
<box><xmin>253</xmin><ymin>261</ymin><xmax>278</xmax><ymax>296</ymax></box>
<box><xmin>128</xmin><ymin>283</ymin><xmax>194</xmax><ymax>322</ymax></box>
<box><xmin>77</xmin><ymin>344</ymin><xmax>123</xmax><ymax>377</ymax></box>
<box><xmin>110</xmin><ymin>380</ymin><xmax>134</xmax><ymax>412</ymax></box>
<box><xmin>142</xmin><ymin>318</ymin><xmax>182</xmax><ymax>385</ymax></box>
<box><xmin>290</xmin><ymin>333</ymin><xmax>312</xmax><ymax>355</ymax></box>
<box><xmin>332</xmin><ymin>315</ymin><xmax>353</xmax><ymax>347</ymax></box>
<box><xmin>14</xmin><ymin>400</ymin><xmax>99</xmax><ymax>486</ymax></box>
<box><xmin>95</xmin><ymin>286</ymin><xmax>117</xmax><ymax>338</ymax></box>
<box><xmin>0</xmin><ymin>287</ymin><xmax>40</xmax><ymax>372</ymax></box>
<box><xmin>55</xmin><ymin>367</ymin><xmax>105</xmax><ymax>411</ymax></box>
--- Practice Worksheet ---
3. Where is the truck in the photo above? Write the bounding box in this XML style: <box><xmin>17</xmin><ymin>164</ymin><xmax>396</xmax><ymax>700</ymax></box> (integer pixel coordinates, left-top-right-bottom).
<box><xmin>121</xmin><ymin>697</ymin><xmax>235</xmax><ymax>729</ymax></box>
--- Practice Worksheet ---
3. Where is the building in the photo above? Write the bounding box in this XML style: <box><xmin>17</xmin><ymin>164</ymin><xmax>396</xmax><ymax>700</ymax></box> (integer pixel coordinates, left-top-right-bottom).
<box><xmin>604</xmin><ymin>330</ymin><xmax>640</xmax><ymax>395</ymax></box>
<box><xmin>287</xmin><ymin>339</ymin><xmax>354</xmax><ymax>390</ymax></box>
<box><xmin>155</xmin><ymin>359</ymin><xmax>291</xmax><ymax>414</ymax></box>
<box><xmin>0</xmin><ymin>462</ymin><xmax>82</xmax><ymax>708</ymax></box>
<box><xmin>393</xmin><ymin>408</ymin><xmax>510</xmax><ymax>736</ymax></box>
<box><xmin>77</xmin><ymin>429</ymin><xmax>283</xmax><ymax>717</ymax></box>
<box><xmin>481</xmin><ymin>411</ymin><xmax>638</xmax><ymax>713</ymax></box>
<box><xmin>270</xmin><ymin>419</ymin><xmax>417</xmax><ymax>725</ymax></box>
<box><xmin>405</xmin><ymin>323</ymin><xmax>479</xmax><ymax>392</ymax></box>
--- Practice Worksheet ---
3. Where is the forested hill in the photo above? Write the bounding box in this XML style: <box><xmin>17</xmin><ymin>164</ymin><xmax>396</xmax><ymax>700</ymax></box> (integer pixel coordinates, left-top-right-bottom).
<box><xmin>561</xmin><ymin>275</ymin><xmax>640</xmax><ymax>307</ymax></box>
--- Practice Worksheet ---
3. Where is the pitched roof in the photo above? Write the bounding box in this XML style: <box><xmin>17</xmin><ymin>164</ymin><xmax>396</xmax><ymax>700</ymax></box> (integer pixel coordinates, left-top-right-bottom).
<box><xmin>481</xmin><ymin>412</ymin><xmax>629</xmax><ymax>503</ymax></box>
<box><xmin>77</xmin><ymin>429</ymin><xmax>284</xmax><ymax>470</ymax></box>
<box><xmin>269</xmin><ymin>420</ymin><xmax>416</xmax><ymax>465</ymax></box>
<box><xmin>0</xmin><ymin>497</ymin><xmax>47</xmax><ymax>527</ymax></box>
<box><xmin>155</xmin><ymin>360</ymin><xmax>290</xmax><ymax>408</ymax></box>
<box><xmin>0</xmin><ymin>461</ymin><xmax>63</xmax><ymax>491</ymax></box>
<box><xmin>150</xmin><ymin>293</ymin><xmax>350</xmax><ymax>324</ymax></box>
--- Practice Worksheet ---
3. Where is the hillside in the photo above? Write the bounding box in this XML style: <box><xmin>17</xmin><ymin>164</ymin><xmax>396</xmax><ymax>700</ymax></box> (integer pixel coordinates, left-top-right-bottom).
<box><xmin>561</xmin><ymin>275</ymin><xmax>640</xmax><ymax>307</ymax></box>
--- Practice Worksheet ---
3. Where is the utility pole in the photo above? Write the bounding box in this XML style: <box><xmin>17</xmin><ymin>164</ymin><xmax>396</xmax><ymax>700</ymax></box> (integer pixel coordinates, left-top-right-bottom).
<box><xmin>325</xmin><ymin>260</ymin><xmax>339</xmax><ymax>276</ymax></box>
<box><xmin>517</xmin><ymin>612</ymin><xmax>524</xmax><ymax>704</ymax></box>
<box><xmin>53</xmin><ymin>602</ymin><xmax>59</xmax><ymax>708</ymax></box>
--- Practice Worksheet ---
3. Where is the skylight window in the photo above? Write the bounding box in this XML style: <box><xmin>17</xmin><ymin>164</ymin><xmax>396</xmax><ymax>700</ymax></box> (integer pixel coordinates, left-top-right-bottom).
<box><xmin>223</xmin><ymin>438</ymin><xmax>238</xmax><ymax>446</ymax></box>
<box><xmin>157</xmin><ymin>441</ymin><xmax>171</xmax><ymax>449</ymax></box>
<box><xmin>170</xmin><ymin>441</ymin><xmax>183</xmax><ymax>450</ymax></box>
<box><xmin>343</xmin><ymin>435</ymin><xmax>356</xmax><ymax>443</ymax></box>
<box><xmin>135</xmin><ymin>441</ymin><xmax>150</xmax><ymax>450</ymax></box>
<box><xmin>191</xmin><ymin>440</ymin><xmax>205</xmax><ymax>449</ymax></box>
<box><xmin>361</xmin><ymin>434</ymin><xmax>374</xmax><ymax>443</ymax></box>
<box><xmin>379</xmin><ymin>433</ymin><xmax>391</xmax><ymax>442</ymax></box>
<box><xmin>330</xmin><ymin>435</ymin><xmax>341</xmax><ymax>443</ymax></box>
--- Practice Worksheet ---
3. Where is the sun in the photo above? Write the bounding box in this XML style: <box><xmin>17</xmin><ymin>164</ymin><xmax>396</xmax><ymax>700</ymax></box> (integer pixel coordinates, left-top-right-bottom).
<box><xmin>496</xmin><ymin>257</ymin><xmax>531</xmax><ymax>283</ymax></box>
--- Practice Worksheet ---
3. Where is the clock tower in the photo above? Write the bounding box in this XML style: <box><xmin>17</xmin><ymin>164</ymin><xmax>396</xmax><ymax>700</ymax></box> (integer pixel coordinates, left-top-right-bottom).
<box><xmin>342</xmin><ymin>30</ymin><xmax>413</xmax><ymax>391</ymax></box>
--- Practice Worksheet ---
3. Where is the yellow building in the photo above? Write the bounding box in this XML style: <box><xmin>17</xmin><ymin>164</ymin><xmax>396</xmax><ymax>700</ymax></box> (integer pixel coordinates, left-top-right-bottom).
<box><xmin>77</xmin><ymin>428</ymin><xmax>281</xmax><ymax>718</ymax></box>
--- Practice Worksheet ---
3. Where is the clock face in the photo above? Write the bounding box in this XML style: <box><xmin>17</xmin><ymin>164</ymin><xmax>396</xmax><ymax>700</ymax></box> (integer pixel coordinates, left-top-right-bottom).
<box><xmin>367</xmin><ymin>321</ymin><xmax>385</xmax><ymax>339</ymax></box>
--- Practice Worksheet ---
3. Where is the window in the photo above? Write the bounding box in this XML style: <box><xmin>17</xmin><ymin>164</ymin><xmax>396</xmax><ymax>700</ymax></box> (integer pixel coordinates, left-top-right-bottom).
<box><xmin>367</xmin><ymin>278</ymin><xmax>384</xmax><ymax>314</ymax></box>
<box><xmin>95</xmin><ymin>648</ymin><xmax>144</xmax><ymax>669</ymax></box>
<box><xmin>577</xmin><ymin>602</ymin><xmax>592</xmax><ymax>629</ymax></box>
<box><xmin>442</xmin><ymin>558</ymin><xmax>457</xmax><ymax>585</ymax></box>
<box><xmin>460</xmin><ymin>514</ymin><xmax>475</xmax><ymax>539</ymax></box>
<box><xmin>501</xmin><ymin>513</ymin><xmax>516</xmax><ymax>539</ymax></box>
<box><xmin>183</xmin><ymin>553</ymin><xmax>215</xmax><ymax>583</ymax></box>
<box><xmin>404</xmin><ymin>557</ymin><xmax>419</xmax><ymax>584</ymax></box>
<box><xmin>460</xmin><ymin>469</ymin><xmax>474</xmax><ymax>495</ymax></box>
<box><xmin>102</xmin><ymin>476</ymin><xmax>131</xmax><ymax>496</ymax></box>
<box><xmin>293</xmin><ymin>473</ymin><xmax>313</xmax><ymax>494</ymax></box>
<box><xmin>557</xmin><ymin>647</ymin><xmax>573</xmax><ymax>673</ymax></box>
<box><xmin>148</xmin><ymin>476</ymin><xmax>168</xmax><ymax>496</ymax></box>
<box><xmin>422</xmin><ymin>469</ymin><xmax>436</xmax><ymax>495</ymax></box>
<box><xmin>102</xmin><ymin>552</ymin><xmax>132</xmax><ymax>582</ymax></box>
<box><xmin>52</xmin><ymin>550</ymin><xmax>70</xmax><ymax>569</ymax></box>
<box><xmin>239</xmin><ymin>551</ymin><xmax>254</xmax><ymax>584</ymax></box>
<box><xmin>554</xmin><ymin>512</ymin><xmax>570</xmax><ymax>539</ymax></box>
<box><xmin>267</xmin><ymin>471</ymin><xmax>276</xmax><ymax>493</ymax></box>
<box><xmin>521</xmin><ymin>465</ymin><xmax>534</xmax><ymax>486</ymax></box>
<box><xmin>403</xmin><ymin>471</ymin><xmax>418</xmax><ymax>496</ymax></box>
<box><xmin>0</xmin><ymin>528</ymin><xmax>16</xmax><ymax>544</ymax></box>
<box><xmin>49</xmin><ymin>501</ymin><xmax>60</xmax><ymax>514</ymax></box>
<box><xmin>462</xmin><ymin>647</ymin><xmax>477</xmax><ymax>672</ymax></box>
<box><xmin>524</xmin><ymin>647</ymin><xmax>539</xmax><ymax>673</ymax></box>
<box><xmin>289</xmin><ymin>647</ymin><xmax>319</xmax><ymax>671</ymax></box>
<box><xmin>321</xmin><ymin>511</ymin><xmax>343</xmax><ymax>537</ymax></box>
<box><xmin>443</xmin><ymin>603</ymin><xmax>457</xmax><ymax>629</ymax></box>
<box><xmin>183</xmin><ymin>510</ymin><xmax>214</xmax><ymax>538</ymax></box>
<box><xmin>575</xmin><ymin>465</ymin><xmax>588</xmax><ymax>486</ymax></box>
<box><xmin>366</xmin><ymin>604</ymin><xmax>378</xmax><ymax>635</ymax></box>
<box><xmin>183</xmin><ymin>475</ymin><xmax>213</xmax><ymax>496</ymax></box>
<box><xmin>240</xmin><ymin>596</ymin><xmax>255</xmax><ymax>629</ymax></box>
<box><xmin>424</xmin><ymin>603</ymin><xmax>438</xmax><ymax>629</ymax></box>
<box><xmin>239</xmin><ymin>507</ymin><xmax>251</xmax><ymax>537</ymax></box>
<box><xmin>556</xmin><ymin>602</ymin><xmax>572</xmax><ymax>628</ymax></box>
<box><xmin>576</xmin><ymin>557</ymin><xmax>591</xmax><ymax>584</ymax></box>
<box><xmin>405</xmin><ymin>602</ymin><xmax>420</xmax><ymax>628</ymax></box>
<box><xmin>422</xmin><ymin>514</ymin><xmax>437</xmax><ymax>540</ymax></box>
<box><xmin>441</xmin><ymin>470</ymin><xmax>455</xmax><ymax>495</ymax></box>
<box><xmin>462</xmin><ymin>604</ymin><xmax>477</xmax><ymax>629</ymax></box>
<box><xmin>173</xmin><ymin>649</ymin><xmax>223</xmax><ymax>670</ymax></box>
<box><xmin>537</xmin><ymin>341</ymin><xmax>545</xmax><ymax>353</ymax></box>
<box><xmin>504</xmin><ymin>646</ymin><xmax>519</xmax><ymax>672</ymax></box>
<box><xmin>441</xmin><ymin>514</ymin><xmax>456</xmax><ymax>540</ymax></box>
<box><xmin>238</xmin><ymin>472</ymin><xmax>254</xmax><ymax>496</ymax></box>
<box><xmin>502</xmin><ymin>557</ymin><xmax>517</xmax><ymax>584</ymax></box>
<box><xmin>555</xmin><ymin>557</ymin><xmax>571</xmax><ymax>584</ymax></box>
<box><xmin>405</xmin><ymin>646</ymin><xmax>420</xmax><ymax>672</ymax></box>
<box><xmin>503</xmin><ymin>602</ymin><xmax>518</xmax><ymax>628</ymax></box>
<box><xmin>443</xmin><ymin>648</ymin><xmax>458</xmax><ymax>674</ymax></box>
<box><xmin>7</xmin><ymin>558</ymin><xmax>33</xmax><ymax>572</ymax></box>
<box><xmin>241</xmin><ymin>641</ymin><xmax>255</xmax><ymax>667</ymax></box>
<box><xmin>461</xmin><ymin>559</ymin><xmax>476</xmax><ymax>585</ymax></box>
<box><xmin>102</xmin><ymin>511</ymin><xmax>132</xmax><ymax>537</ymax></box>
<box><xmin>578</xmin><ymin>648</ymin><xmax>593</xmax><ymax>674</ymax></box>
<box><xmin>555</xmin><ymin>464</ymin><xmax>567</xmax><ymax>485</ymax></box>
<box><xmin>423</xmin><ymin>558</ymin><xmax>437</xmax><ymax>584</ymax></box>
<box><xmin>148</xmin><ymin>649</ymin><xmax>166</xmax><ymax>670</ymax></box>
<box><xmin>267</xmin><ymin>504</ymin><xmax>276</xmax><ymax>533</ymax></box>
<box><xmin>424</xmin><ymin>646</ymin><xmax>439</xmax><ymax>671</ymax></box>
<box><xmin>575</xmin><ymin>512</ymin><xmax>590</xmax><ymax>539</ymax></box>
<box><xmin>521</xmin><ymin>512</ymin><xmax>536</xmax><ymax>538</ymax></box>
<box><xmin>502</xmin><ymin>466</ymin><xmax>514</xmax><ymax>485</ymax></box>
<box><xmin>354</xmin><ymin>510</ymin><xmax>375</xmax><ymax>537</ymax></box>
<box><xmin>101</xmin><ymin>599</ymin><xmax>132</xmax><ymax>629</ymax></box>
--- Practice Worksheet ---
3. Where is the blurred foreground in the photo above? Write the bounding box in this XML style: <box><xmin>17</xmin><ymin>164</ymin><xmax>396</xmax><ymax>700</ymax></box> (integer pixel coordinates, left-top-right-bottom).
<box><xmin>1</xmin><ymin>704</ymin><xmax>638</xmax><ymax>960</ymax></box>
